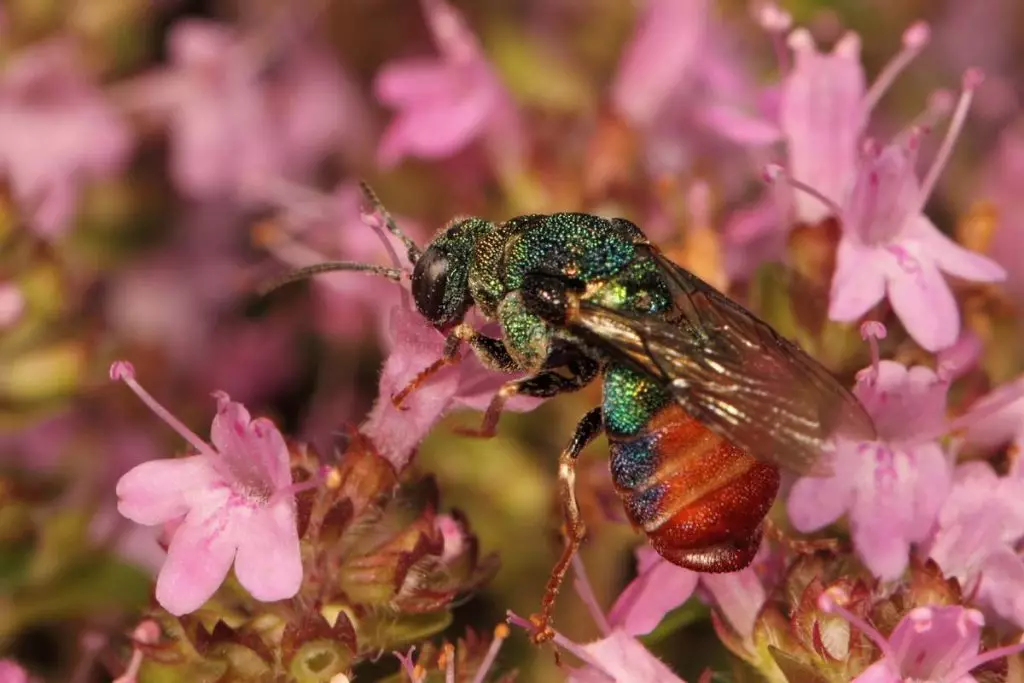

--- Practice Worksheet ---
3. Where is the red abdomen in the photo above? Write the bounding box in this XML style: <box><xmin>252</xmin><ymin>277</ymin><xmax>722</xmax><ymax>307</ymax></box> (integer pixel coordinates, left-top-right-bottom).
<box><xmin>608</xmin><ymin>403</ymin><xmax>780</xmax><ymax>572</ymax></box>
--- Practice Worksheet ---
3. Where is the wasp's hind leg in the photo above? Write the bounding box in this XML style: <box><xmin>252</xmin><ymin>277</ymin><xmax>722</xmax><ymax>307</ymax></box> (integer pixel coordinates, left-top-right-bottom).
<box><xmin>530</xmin><ymin>407</ymin><xmax>604</xmax><ymax>644</ymax></box>
<box><xmin>392</xmin><ymin>324</ymin><xmax>517</xmax><ymax>408</ymax></box>
<box><xmin>455</xmin><ymin>355</ymin><xmax>599</xmax><ymax>438</ymax></box>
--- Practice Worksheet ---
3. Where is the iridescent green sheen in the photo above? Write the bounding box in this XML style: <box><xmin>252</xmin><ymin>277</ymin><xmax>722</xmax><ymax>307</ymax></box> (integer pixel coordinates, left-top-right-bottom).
<box><xmin>497</xmin><ymin>292</ymin><xmax>550</xmax><ymax>370</ymax></box>
<box><xmin>502</xmin><ymin>213</ymin><xmax>637</xmax><ymax>290</ymax></box>
<box><xmin>602</xmin><ymin>364</ymin><xmax>671</xmax><ymax>437</ymax></box>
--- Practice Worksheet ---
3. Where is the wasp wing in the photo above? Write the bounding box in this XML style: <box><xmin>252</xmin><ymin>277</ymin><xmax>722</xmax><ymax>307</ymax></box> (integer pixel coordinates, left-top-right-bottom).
<box><xmin>571</xmin><ymin>247</ymin><xmax>876</xmax><ymax>477</ymax></box>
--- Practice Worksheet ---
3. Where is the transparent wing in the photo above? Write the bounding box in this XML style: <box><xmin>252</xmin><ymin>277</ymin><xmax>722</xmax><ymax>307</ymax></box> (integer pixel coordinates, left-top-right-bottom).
<box><xmin>571</xmin><ymin>247</ymin><xmax>875</xmax><ymax>476</ymax></box>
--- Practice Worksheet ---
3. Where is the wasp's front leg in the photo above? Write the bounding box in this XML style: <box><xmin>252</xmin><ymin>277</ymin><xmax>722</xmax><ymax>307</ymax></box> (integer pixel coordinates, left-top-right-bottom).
<box><xmin>455</xmin><ymin>355</ymin><xmax>600</xmax><ymax>438</ymax></box>
<box><xmin>530</xmin><ymin>407</ymin><xmax>604</xmax><ymax>644</ymax></box>
<box><xmin>392</xmin><ymin>323</ymin><xmax>518</xmax><ymax>408</ymax></box>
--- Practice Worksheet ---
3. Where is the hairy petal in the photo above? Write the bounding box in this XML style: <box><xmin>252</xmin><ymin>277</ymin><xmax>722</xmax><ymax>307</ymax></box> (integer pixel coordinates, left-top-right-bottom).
<box><xmin>155</xmin><ymin>487</ymin><xmax>238</xmax><ymax>615</ymax></box>
<box><xmin>885</xmin><ymin>247</ymin><xmax>959</xmax><ymax>351</ymax></box>
<box><xmin>233</xmin><ymin>499</ymin><xmax>302</xmax><ymax>602</ymax></box>
<box><xmin>116</xmin><ymin>456</ymin><xmax>218</xmax><ymax>526</ymax></box>
<box><xmin>829</xmin><ymin>241</ymin><xmax>887</xmax><ymax>322</ymax></box>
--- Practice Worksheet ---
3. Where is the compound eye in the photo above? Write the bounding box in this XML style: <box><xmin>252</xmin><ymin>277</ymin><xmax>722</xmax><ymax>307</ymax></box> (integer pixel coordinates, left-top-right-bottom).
<box><xmin>411</xmin><ymin>248</ymin><xmax>451</xmax><ymax>323</ymax></box>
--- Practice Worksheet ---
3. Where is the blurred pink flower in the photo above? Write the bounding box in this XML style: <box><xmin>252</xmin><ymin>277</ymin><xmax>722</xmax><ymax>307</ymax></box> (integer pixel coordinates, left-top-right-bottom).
<box><xmin>508</xmin><ymin>555</ymin><xmax>686</xmax><ymax>682</ymax></box>
<box><xmin>360</xmin><ymin>306</ymin><xmax>542</xmax><ymax>471</ymax></box>
<box><xmin>779</xmin><ymin>23</ymin><xmax>929</xmax><ymax>225</ymax></box>
<box><xmin>374</xmin><ymin>0</ymin><xmax>522</xmax><ymax>169</ymax></box>
<box><xmin>0</xmin><ymin>661</ymin><xmax>27</xmax><ymax>683</ymax></box>
<box><xmin>112</xmin><ymin>620</ymin><xmax>160</xmax><ymax>683</ymax></box>
<box><xmin>926</xmin><ymin>461</ymin><xmax>1024</xmax><ymax>628</ymax></box>
<box><xmin>0</xmin><ymin>39</ymin><xmax>132</xmax><ymax>236</ymax></box>
<box><xmin>828</xmin><ymin>72</ymin><xmax>1004</xmax><ymax>351</ymax></box>
<box><xmin>0</xmin><ymin>282</ymin><xmax>24</xmax><ymax>328</ymax></box>
<box><xmin>610</xmin><ymin>0</ymin><xmax>774</xmax><ymax>176</ymax></box>
<box><xmin>112</xmin><ymin>362</ymin><xmax>302</xmax><ymax>615</ymax></box>
<box><xmin>723</xmin><ymin>20</ymin><xmax>949</xmax><ymax>271</ymax></box>
<box><xmin>962</xmin><ymin>376</ymin><xmax>1024</xmax><ymax>462</ymax></box>
<box><xmin>982</xmin><ymin>119</ymin><xmax>1024</xmax><ymax>303</ymax></box>
<box><xmin>160</xmin><ymin>20</ymin><xmax>356</xmax><ymax>200</ymax></box>
<box><xmin>608</xmin><ymin>546</ymin><xmax>765</xmax><ymax>641</ymax></box>
<box><xmin>788</xmin><ymin>353</ymin><xmax>952</xmax><ymax>581</ymax></box>
<box><xmin>566</xmin><ymin>631</ymin><xmax>684</xmax><ymax>683</ymax></box>
<box><xmin>262</xmin><ymin>182</ymin><xmax>425</xmax><ymax>342</ymax></box>
<box><xmin>818</xmin><ymin>589</ymin><xmax>1024</xmax><ymax>682</ymax></box>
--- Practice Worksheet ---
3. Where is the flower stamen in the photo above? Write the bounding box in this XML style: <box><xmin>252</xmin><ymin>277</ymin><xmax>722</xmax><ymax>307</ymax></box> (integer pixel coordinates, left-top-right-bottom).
<box><xmin>762</xmin><ymin>163</ymin><xmax>843</xmax><ymax>217</ymax></box>
<box><xmin>863</xmin><ymin>21</ymin><xmax>930</xmax><ymax>114</ymax></box>
<box><xmin>915</xmin><ymin>69</ymin><xmax>984</xmax><ymax>216</ymax></box>
<box><xmin>110</xmin><ymin>361</ymin><xmax>215</xmax><ymax>457</ymax></box>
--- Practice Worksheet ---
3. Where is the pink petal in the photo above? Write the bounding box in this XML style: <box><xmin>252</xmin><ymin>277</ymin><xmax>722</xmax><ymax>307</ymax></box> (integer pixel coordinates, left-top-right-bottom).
<box><xmin>0</xmin><ymin>660</ymin><xmax>29</xmax><ymax>683</ymax></box>
<box><xmin>888</xmin><ymin>606</ymin><xmax>982</xmax><ymax>680</ymax></box>
<box><xmin>701</xmin><ymin>567</ymin><xmax>765</xmax><ymax>639</ymax></box>
<box><xmin>976</xmin><ymin>547</ymin><xmax>1024</xmax><ymax>628</ymax></box>
<box><xmin>905</xmin><ymin>443</ymin><xmax>951</xmax><ymax>541</ymax></box>
<box><xmin>963</xmin><ymin>379</ymin><xmax>1024</xmax><ymax>452</ymax></box>
<box><xmin>852</xmin><ymin>661</ymin><xmax>902</xmax><ymax>683</ymax></box>
<box><xmin>610</xmin><ymin>0</ymin><xmax>709</xmax><ymax>127</ymax></box>
<box><xmin>374</xmin><ymin>58</ymin><xmax>464</xmax><ymax>106</ymax></box>
<box><xmin>781</xmin><ymin>31</ymin><xmax>866</xmax><ymax>223</ymax></box>
<box><xmin>787</xmin><ymin>466</ymin><xmax>854</xmax><ymax>532</ymax></box>
<box><xmin>155</xmin><ymin>487</ymin><xmax>237</xmax><ymax>615</ymax></box>
<box><xmin>911</xmin><ymin>216</ymin><xmax>1006</xmax><ymax>282</ymax></box>
<box><xmin>695</xmin><ymin>104</ymin><xmax>781</xmax><ymax>146</ymax></box>
<box><xmin>116</xmin><ymin>456</ymin><xmax>218</xmax><ymax>526</ymax></box>
<box><xmin>233</xmin><ymin>500</ymin><xmax>302</xmax><ymax>602</ymax></box>
<box><xmin>608</xmin><ymin>548</ymin><xmax>698</xmax><ymax>636</ymax></box>
<box><xmin>210</xmin><ymin>396</ymin><xmax>291</xmax><ymax>492</ymax></box>
<box><xmin>828</xmin><ymin>240</ymin><xmax>886</xmax><ymax>322</ymax></box>
<box><xmin>852</xmin><ymin>516</ymin><xmax>910</xmax><ymax>580</ymax></box>
<box><xmin>885</xmin><ymin>247</ymin><xmax>960</xmax><ymax>351</ymax></box>
<box><xmin>568</xmin><ymin>631</ymin><xmax>683</xmax><ymax>683</ymax></box>
<box><xmin>360</xmin><ymin>306</ymin><xmax>462</xmax><ymax>470</ymax></box>
<box><xmin>376</xmin><ymin>73</ymin><xmax>496</xmax><ymax>166</ymax></box>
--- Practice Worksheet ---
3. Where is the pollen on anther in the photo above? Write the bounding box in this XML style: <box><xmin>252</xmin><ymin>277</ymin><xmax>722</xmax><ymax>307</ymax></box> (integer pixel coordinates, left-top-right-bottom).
<box><xmin>110</xmin><ymin>360</ymin><xmax>136</xmax><ymax>381</ymax></box>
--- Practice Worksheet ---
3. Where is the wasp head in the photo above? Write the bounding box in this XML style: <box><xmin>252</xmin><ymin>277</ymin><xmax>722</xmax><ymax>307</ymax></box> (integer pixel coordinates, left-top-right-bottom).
<box><xmin>412</xmin><ymin>217</ymin><xmax>493</xmax><ymax>329</ymax></box>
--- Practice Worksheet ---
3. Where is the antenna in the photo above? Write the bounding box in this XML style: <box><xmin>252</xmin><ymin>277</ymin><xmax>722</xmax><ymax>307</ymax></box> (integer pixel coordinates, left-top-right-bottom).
<box><xmin>259</xmin><ymin>261</ymin><xmax>404</xmax><ymax>297</ymax></box>
<box><xmin>359</xmin><ymin>181</ymin><xmax>423</xmax><ymax>265</ymax></box>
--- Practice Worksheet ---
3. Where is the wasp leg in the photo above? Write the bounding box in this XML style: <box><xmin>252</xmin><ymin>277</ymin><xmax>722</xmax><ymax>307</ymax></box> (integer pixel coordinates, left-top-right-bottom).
<box><xmin>530</xmin><ymin>407</ymin><xmax>604</xmax><ymax>644</ymax></box>
<box><xmin>392</xmin><ymin>324</ymin><xmax>517</xmax><ymax>408</ymax></box>
<box><xmin>456</xmin><ymin>355</ymin><xmax>599</xmax><ymax>438</ymax></box>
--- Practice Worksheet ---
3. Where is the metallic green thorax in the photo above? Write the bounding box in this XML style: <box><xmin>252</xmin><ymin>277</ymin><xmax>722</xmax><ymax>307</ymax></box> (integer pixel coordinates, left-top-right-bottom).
<box><xmin>463</xmin><ymin>213</ymin><xmax>675</xmax><ymax>433</ymax></box>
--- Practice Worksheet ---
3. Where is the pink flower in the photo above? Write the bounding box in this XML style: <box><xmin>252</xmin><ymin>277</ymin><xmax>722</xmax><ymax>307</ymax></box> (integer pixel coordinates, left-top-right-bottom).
<box><xmin>982</xmin><ymin>119</ymin><xmax>1024</xmax><ymax>304</ymax></box>
<box><xmin>779</xmin><ymin>23</ymin><xmax>928</xmax><ymax>225</ymax></box>
<box><xmin>259</xmin><ymin>182</ymin><xmax>425</xmax><ymax>342</ymax></box>
<box><xmin>374</xmin><ymin>0</ymin><xmax>522</xmax><ymax>168</ymax></box>
<box><xmin>0</xmin><ymin>39</ymin><xmax>131</xmax><ymax>236</ymax></box>
<box><xmin>0</xmin><ymin>282</ymin><xmax>24</xmax><ymax>328</ymax></box>
<box><xmin>159</xmin><ymin>21</ymin><xmax>355</xmax><ymax>200</ymax></box>
<box><xmin>608</xmin><ymin>546</ymin><xmax>765</xmax><ymax>642</ymax></box>
<box><xmin>507</xmin><ymin>555</ymin><xmax>686</xmax><ymax>682</ymax></box>
<box><xmin>112</xmin><ymin>361</ymin><xmax>302</xmax><ymax>615</ymax></box>
<box><xmin>359</xmin><ymin>306</ymin><xmax>542</xmax><ymax>471</ymax></box>
<box><xmin>827</xmin><ymin>72</ymin><xmax>1005</xmax><ymax>351</ymax></box>
<box><xmin>788</xmin><ymin>327</ymin><xmax>953</xmax><ymax>580</ymax></box>
<box><xmin>0</xmin><ymin>660</ymin><xmax>28</xmax><ymax>683</ymax></box>
<box><xmin>818</xmin><ymin>588</ymin><xmax>1024</xmax><ymax>682</ymax></box>
<box><xmin>610</xmin><ymin>0</ymin><xmax>710</xmax><ymax>129</ymax></box>
<box><xmin>925</xmin><ymin>461</ymin><xmax>1024</xmax><ymax>627</ymax></box>
<box><xmin>610</xmin><ymin>0</ymin><xmax>775</xmax><ymax>175</ymax></box>
<box><xmin>962</xmin><ymin>376</ymin><xmax>1024</xmax><ymax>461</ymax></box>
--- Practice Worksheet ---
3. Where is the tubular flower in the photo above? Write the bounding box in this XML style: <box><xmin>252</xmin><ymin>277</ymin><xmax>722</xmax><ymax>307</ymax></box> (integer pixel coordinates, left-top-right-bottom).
<box><xmin>112</xmin><ymin>361</ymin><xmax>302</xmax><ymax>615</ymax></box>
<box><xmin>827</xmin><ymin>71</ymin><xmax>1004</xmax><ymax>351</ymax></box>
<box><xmin>374</xmin><ymin>0</ymin><xmax>522</xmax><ymax>168</ymax></box>
<box><xmin>819</xmin><ymin>588</ymin><xmax>1024</xmax><ymax>682</ymax></box>
<box><xmin>787</xmin><ymin>326</ymin><xmax>953</xmax><ymax>580</ymax></box>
